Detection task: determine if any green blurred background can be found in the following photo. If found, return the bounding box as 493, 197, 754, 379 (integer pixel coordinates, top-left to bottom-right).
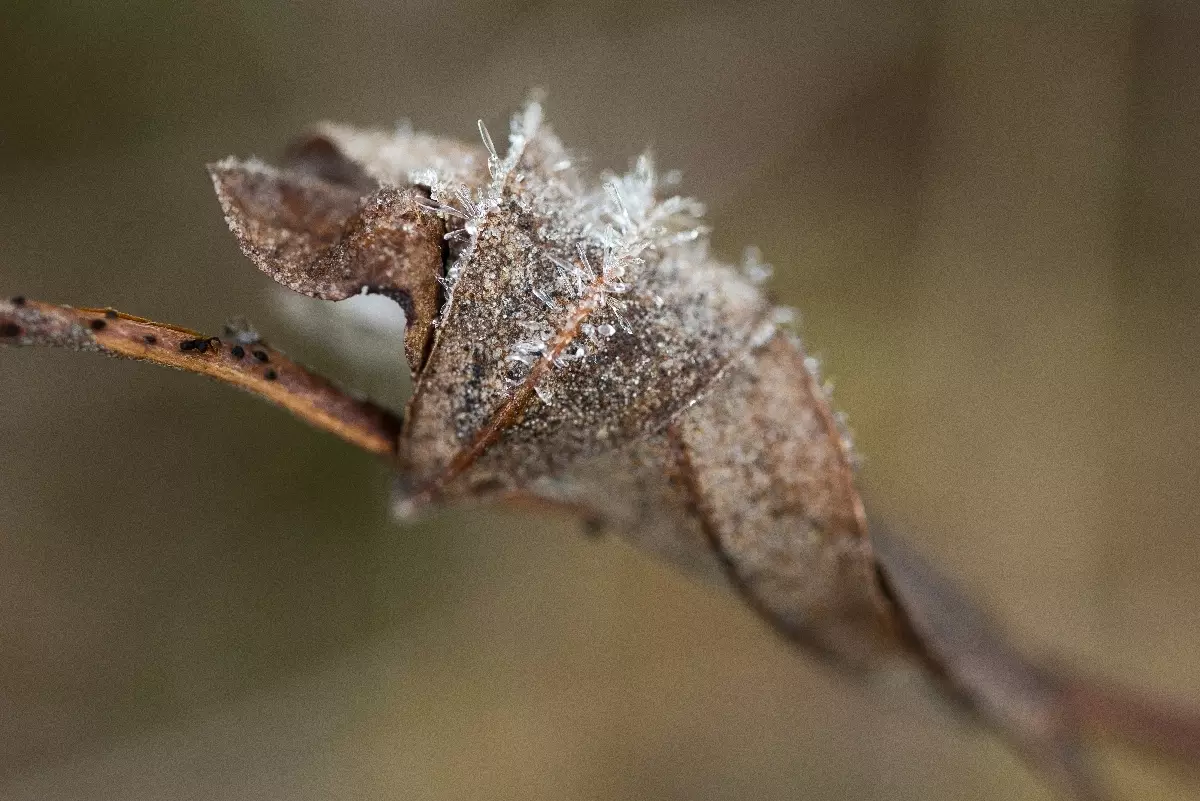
1, 1, 1197, 799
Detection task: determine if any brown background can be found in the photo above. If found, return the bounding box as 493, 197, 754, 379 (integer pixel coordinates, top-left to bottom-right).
1, 2, 1197, 799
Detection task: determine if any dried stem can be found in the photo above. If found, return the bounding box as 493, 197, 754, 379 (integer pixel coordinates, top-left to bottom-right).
6, 100, 1198, 798
0, 297, 403, 458
1063, 672, 1200, 767
874, 522, 1200, 796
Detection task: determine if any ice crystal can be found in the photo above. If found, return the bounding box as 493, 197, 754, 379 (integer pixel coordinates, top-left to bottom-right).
741, 245, 773, 285
217, 97, 797, 499
401, 100, 773, 487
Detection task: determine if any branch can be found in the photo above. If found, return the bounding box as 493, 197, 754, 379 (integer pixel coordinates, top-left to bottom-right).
1062, 672, 1200, 767
872, 520, 1200, 799
0, 297, 403, 458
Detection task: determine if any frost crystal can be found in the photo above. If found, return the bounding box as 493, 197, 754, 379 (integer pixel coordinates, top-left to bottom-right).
741, 246, 773, 285
400, 99, 778, 486
533, 383, 554, 405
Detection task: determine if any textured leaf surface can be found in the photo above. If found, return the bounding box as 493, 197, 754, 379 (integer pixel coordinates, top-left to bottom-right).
310, 121, 486, 190
209, 158, 445, 370
400, 107, 771, 505
526, 434, 727, 585
675, 332, 898, 662
192, 103, 1200, 794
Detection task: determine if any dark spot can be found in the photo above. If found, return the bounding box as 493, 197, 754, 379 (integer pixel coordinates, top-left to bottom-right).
1, 322, 21, 337
230, 345, 245, 359
11, 296, 26, 306
143, 334, 157, 344
503, 362, 526, 383
264, 368, 278, 381
252, 349, 269, 363
582, 516, 606, 538
104, 309, 118, 319
90, 319, 107, 331
180, 337, 213, 353
180, 336, 219, 354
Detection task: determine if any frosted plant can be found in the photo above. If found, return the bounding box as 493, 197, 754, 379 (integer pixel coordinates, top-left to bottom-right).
2, 100, 1198, 801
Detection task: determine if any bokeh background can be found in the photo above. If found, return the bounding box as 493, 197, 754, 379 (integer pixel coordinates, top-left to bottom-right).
1, 2, 1197, 799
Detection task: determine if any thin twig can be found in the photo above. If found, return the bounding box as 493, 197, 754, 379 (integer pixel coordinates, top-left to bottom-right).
1062, 671, 1200, 767
0, 297, 403, 458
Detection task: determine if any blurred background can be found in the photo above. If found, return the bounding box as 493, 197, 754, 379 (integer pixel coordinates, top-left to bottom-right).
1, 1, 1198, 799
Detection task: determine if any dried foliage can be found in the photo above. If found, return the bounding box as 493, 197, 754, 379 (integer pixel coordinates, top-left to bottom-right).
3, 101, 1197, 800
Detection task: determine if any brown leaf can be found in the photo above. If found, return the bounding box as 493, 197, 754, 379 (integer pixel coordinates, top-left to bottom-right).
283, 132, 377, 193
673, 333, 901, 664
522, 434, 729, 585
398, 108, 772, 512
291, 122, 489, 269
208, 158, 445, 371
8, 100, 1197, 800
307, 121, 486, 190
511, 333, 900, 666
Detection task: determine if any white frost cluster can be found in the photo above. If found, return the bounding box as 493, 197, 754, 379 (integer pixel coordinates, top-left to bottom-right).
593, 154, 709, 253
740, 245, 773, 285
406, 100, 774, 406
320, 120, 484, 190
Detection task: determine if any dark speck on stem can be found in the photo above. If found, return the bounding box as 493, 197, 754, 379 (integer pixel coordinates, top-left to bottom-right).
231, 345, 245, 359
264, 368, 278, 381
179, 337, 214, 353
104, 309, 118, 319
89, 319, 107, 331
252, 349, 269, 363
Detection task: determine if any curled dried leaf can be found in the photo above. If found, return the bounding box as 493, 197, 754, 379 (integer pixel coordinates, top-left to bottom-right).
308, 121, 486, 190
6, 98, 1196, 800
284, 133, 377, 192
399, 106, 771, 510
209, 158, 445, 371
523, 434, 728, 585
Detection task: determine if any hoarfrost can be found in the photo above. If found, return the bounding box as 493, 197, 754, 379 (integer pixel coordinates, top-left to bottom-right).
400, 100, 777, 487
741, 245, 774, 285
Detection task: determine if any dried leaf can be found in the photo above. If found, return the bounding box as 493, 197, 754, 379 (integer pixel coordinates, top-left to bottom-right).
209, 158, 445, 371
6, 99, 1198, 800
283, 132, 377, 192
673, 333, 899, 663
399, 107, 771, 509
524, 434, 728, 585
518, 336, 898, 664
308, 121, 486, 190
